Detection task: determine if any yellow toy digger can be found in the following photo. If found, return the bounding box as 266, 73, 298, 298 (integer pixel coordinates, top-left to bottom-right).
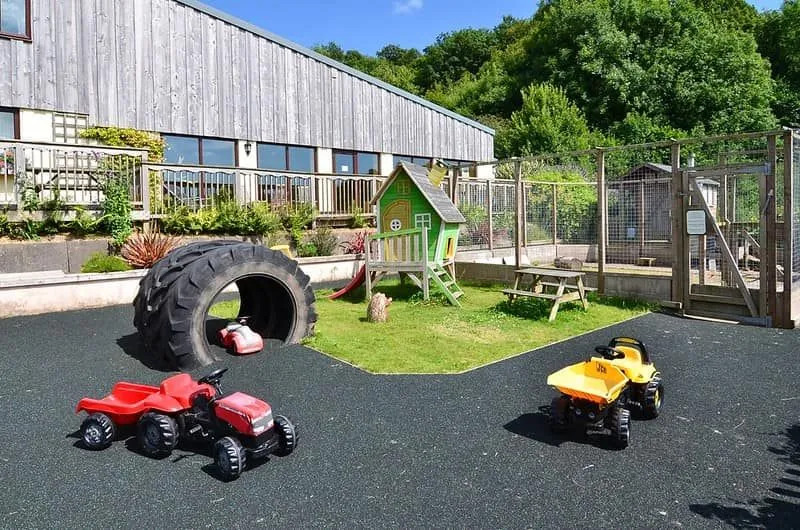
546, 337, 663, 448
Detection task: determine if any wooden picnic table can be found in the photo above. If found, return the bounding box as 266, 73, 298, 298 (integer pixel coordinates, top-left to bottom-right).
502, 267, 592, 321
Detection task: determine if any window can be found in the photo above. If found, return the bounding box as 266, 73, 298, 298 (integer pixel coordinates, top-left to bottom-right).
397, 180, 410, 195
393, 155, 432, 169
334, 150, 380, 175
415, 213, 431, 229
163, 135, 235, 166
0, 108, 17, 139
53, 112, 89, 144
257, 143, 315, 173
0, 0, 31, 39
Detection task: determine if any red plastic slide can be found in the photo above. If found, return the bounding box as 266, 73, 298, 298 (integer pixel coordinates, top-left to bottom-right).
329, 264, 367, 299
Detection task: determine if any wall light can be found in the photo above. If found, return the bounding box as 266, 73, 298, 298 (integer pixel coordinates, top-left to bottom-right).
244, 141, 253, 156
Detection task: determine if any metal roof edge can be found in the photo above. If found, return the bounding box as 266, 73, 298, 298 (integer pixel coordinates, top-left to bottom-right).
174, 0, 496, 136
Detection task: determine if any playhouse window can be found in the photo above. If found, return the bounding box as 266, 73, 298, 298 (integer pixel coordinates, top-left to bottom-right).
397, 180, 410, 195
415, 213, 431, 229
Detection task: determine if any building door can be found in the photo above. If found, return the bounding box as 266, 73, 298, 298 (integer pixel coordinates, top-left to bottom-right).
381, 200, 410, 233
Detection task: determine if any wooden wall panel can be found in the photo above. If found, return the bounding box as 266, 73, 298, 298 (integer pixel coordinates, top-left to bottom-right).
5, 0, 493, 161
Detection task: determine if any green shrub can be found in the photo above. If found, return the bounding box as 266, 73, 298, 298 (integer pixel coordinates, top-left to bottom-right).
81, 252, 132, 273
308, 226, 338, 256
68, 207, 104, 237
0, 213, 9, 236
247, 203, 282, 236
350, 204, 368, 228
280, 203, 316, 247
296, 242, 318, 257
162, 207, 199, 235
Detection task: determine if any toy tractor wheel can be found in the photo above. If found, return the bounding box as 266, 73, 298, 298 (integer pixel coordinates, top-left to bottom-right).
608, 407, 631, 449
136, 412, 179, 458
274, 415, 298, 456
215, 436, 246, 481
641, 376, 664, 419
80, 413, 116, 450
549, 396, 570, 433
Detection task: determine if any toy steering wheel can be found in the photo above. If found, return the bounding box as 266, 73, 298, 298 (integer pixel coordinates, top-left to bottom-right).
199, 368, 228, 393
595, 346, 626, 360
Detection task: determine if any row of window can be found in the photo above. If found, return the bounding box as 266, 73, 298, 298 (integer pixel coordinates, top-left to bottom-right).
163, 134, 462, 175
0, 111, 473, 174
0, 0, 30, 39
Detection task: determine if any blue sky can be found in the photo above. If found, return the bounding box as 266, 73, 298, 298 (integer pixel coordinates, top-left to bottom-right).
200, 0, 786, 55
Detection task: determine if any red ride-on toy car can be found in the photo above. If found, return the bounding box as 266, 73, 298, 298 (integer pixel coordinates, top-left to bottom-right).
76, 368, 297, 480
218, 318, 264, 355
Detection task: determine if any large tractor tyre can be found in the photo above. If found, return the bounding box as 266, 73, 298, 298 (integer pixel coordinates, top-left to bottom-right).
274, 415, 298, 456
608, 407, 631, 449
641, 377, 664, 419
140, 243, 317, 370
549, 396, 570, 433
214, 436, 246, 481
136, 412, 180, 458
80, 412, 116, 450
134, 240, 242, 341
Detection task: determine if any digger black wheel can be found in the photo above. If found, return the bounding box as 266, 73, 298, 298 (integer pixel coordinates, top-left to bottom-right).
641, 376, 664, 419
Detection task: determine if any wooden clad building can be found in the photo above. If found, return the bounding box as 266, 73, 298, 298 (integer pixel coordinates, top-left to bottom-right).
0, 0, 494, 173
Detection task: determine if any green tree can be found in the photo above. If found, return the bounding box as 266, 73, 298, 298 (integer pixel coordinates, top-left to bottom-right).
758, 1, 800, 125
376, 44, 422, 66
514, 0, 776, 134
416, 28, 498, 90
502, 83, 593, 156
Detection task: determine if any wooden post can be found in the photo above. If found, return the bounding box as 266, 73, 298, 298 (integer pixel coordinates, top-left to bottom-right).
523, 183, 529, 248
783, 130, 795, 328
671, 142, 685, 306
365, 234, 372, 300
449, 167, 459, 205
765, 134, 778, 323
487, 179, 494, 251
552, 183, 558, 246
719, 168, 731, 286
514, 160, 523, 268
596, 150, 607, 295
638, 180, 645, 257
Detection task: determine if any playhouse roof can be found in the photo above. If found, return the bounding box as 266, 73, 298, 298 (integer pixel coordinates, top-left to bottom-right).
371, 162, 467, 224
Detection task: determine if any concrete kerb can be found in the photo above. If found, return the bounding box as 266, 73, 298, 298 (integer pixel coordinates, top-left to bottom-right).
0, 255, 365, 318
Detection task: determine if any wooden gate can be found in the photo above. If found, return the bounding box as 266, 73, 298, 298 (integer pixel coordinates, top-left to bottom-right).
672, 136, 782, 326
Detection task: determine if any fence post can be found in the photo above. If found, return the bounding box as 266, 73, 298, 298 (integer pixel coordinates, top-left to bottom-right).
552, 183, 558, 246
596, 149, 606, 295
783, 129, 794, 328
487, 178, 494, 251
514, 160, 523, 268
671, 142, 685, 307
764, 133, 778, 322
140, 158, 151, 231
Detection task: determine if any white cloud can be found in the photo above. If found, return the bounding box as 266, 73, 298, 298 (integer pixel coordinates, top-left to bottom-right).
393, 0, 423, 15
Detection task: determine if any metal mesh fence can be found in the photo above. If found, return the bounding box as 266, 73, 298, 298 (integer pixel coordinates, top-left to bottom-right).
793, 133, 800, 287
604, 145, 674, 267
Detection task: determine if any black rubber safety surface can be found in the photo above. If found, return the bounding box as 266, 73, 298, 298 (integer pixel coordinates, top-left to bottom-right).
1, 306, 798, 529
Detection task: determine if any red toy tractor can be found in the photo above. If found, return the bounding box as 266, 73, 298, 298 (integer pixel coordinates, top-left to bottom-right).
76, 368, 296, 480
218, 318, 264, 355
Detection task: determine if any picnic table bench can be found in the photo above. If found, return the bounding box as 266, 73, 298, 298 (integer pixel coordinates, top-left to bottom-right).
503, 267, 595, 321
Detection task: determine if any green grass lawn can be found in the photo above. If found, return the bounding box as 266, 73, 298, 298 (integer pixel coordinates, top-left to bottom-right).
210, 280, 653, 374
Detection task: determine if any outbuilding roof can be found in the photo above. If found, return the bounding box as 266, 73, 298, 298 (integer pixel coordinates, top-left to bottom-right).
371, 162, 467, 224
174, 0, 494, 135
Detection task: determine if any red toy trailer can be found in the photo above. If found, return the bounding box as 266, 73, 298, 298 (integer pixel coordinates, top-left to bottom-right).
76, 368, 296, 480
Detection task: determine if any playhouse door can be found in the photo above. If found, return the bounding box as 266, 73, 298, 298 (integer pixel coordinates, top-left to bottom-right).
382, 200, 410, 232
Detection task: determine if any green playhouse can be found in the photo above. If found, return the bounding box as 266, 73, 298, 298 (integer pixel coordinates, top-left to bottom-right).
365, 161, 466, 306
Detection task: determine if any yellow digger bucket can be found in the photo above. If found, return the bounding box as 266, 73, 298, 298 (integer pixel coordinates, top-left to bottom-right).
547, 359, 629, 405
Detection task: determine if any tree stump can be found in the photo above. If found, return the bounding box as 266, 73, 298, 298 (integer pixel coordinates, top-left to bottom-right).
367, 293, 392, 323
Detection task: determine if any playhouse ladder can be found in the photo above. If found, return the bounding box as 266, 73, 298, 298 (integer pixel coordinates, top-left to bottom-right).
428, 264, 464, 307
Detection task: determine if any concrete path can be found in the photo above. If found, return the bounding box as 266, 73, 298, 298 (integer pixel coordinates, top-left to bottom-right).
0, 306, 798, 528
